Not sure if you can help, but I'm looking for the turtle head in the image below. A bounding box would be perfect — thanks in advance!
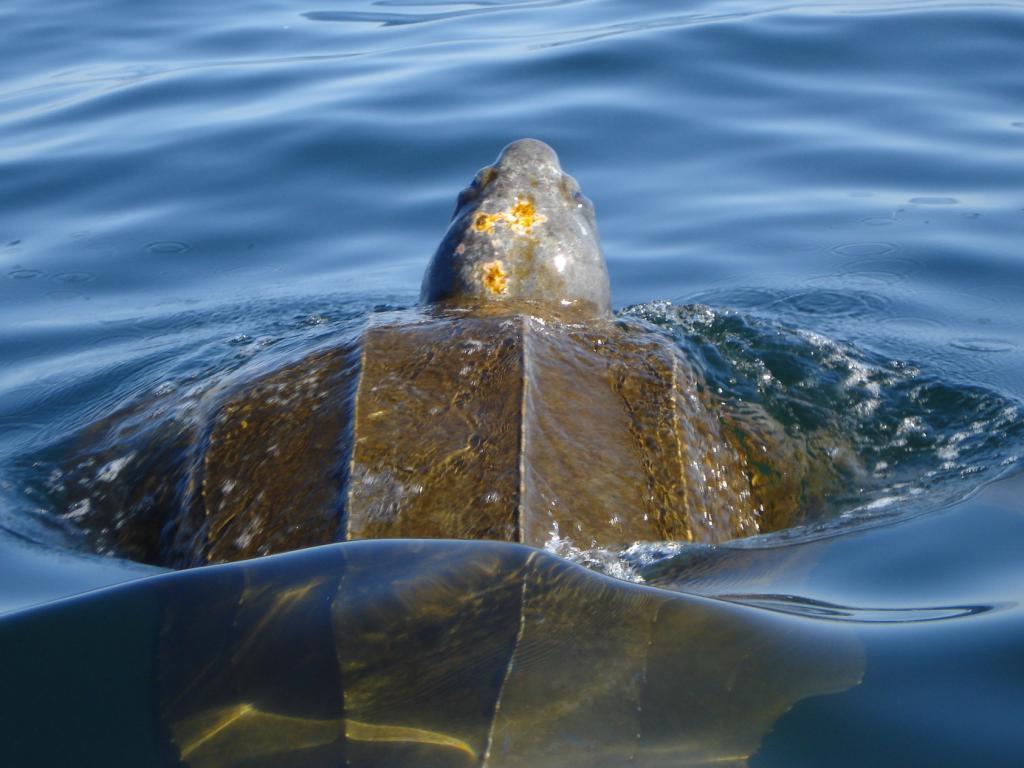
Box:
[421,138,611,319]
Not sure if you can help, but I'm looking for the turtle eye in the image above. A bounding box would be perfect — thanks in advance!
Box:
[560,174,593,212]
[573,189,594,212]
[474,166,498,189]
[455,166,498,213]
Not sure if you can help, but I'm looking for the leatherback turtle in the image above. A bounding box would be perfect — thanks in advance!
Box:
[55,139,848,567]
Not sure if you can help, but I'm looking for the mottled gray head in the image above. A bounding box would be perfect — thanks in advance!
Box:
[421,139,611,318]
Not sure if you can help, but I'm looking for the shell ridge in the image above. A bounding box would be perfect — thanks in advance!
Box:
[481,548,536,767]
[517,315,531,545]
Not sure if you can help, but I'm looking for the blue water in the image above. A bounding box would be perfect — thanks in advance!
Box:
[2,0,1024,764]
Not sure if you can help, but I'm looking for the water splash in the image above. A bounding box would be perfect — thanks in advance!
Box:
[625,300,1023,509]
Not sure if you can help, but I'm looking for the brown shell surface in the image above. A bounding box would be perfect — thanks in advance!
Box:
[345,310,767,549]
[201,308,834,561]
[191,346,359,563]
[58,309,844,566]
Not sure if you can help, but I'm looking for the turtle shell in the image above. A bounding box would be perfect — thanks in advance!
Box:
[53,307,850,567]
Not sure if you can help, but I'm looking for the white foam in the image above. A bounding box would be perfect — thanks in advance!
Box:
[96,453,135,483]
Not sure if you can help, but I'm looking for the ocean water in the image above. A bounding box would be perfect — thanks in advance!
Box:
[1,0,1023,765]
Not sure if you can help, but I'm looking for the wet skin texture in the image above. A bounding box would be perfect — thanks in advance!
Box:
[54,140,855,567]
[422,138,611,319]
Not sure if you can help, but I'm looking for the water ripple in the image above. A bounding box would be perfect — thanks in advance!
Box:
[719,593,1005,623]
[830,241,898,257]
[304,0,585,26]
[950,337,1017,353]
[767,288,893,317]
[523,0,1024,50]
[910,196,959,205]
[145,241,191,255]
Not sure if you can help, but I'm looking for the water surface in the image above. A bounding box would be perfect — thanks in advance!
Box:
[2,0,1023,764]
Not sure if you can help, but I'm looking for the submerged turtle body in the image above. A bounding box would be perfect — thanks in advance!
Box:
[0,539,864,767]
[56,139,846,567]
